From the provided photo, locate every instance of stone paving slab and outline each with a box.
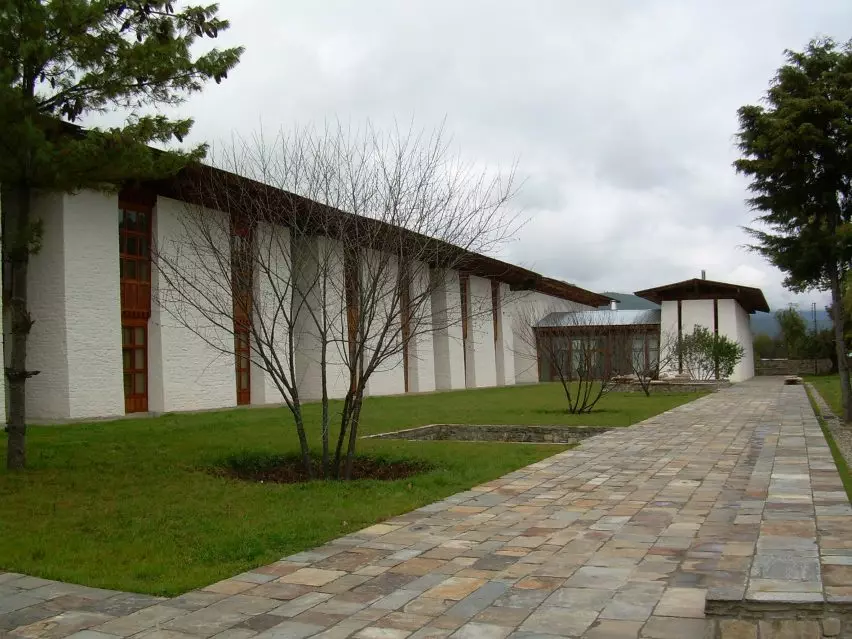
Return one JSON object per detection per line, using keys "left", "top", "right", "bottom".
{"left": 2, "top": 378, "right": 852, "bottom": 638}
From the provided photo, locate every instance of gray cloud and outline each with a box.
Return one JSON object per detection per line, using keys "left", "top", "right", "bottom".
{"left": 132, "top": 0, "right": 852, "bottom": 310}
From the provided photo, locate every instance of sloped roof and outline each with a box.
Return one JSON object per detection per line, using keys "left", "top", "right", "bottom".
{"left": 634, "top": 278, "right": 770, "bottom": 314}
{"left": 536, "top": 309, "right": 661, "bottom": 328}
{"left": 146, "top": 163, "right": 610, "bottom": 306}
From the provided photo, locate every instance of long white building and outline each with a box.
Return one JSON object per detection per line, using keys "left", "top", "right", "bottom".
{"left": 7, "top": 173, "right": 608, "bottom": 422}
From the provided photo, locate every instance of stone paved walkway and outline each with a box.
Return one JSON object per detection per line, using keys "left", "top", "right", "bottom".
{"left": 2, "top": 378, "right": 852, "bottom": 638}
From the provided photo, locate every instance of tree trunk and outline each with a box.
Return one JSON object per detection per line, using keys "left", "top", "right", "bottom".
{"left": 830, "top": 269, "right": 852, "bottom": 422}
{"left": 332, "top": 390, "right": 353, "bottom": 479}
{"left": 343, "top": 393, "right": 364, "bottom": 481}
{"left": 4, "top": 186, "right": 34, "bottom": 470}
{"left": 292, "top": 405, "right": 313, "bottom": 479}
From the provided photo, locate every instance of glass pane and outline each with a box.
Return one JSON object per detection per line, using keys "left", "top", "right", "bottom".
{"left": 126, "top": 209, "right": 137, "bottom": 229}
{"left": 134, "top": 348, "right": 145, "bottom": 369}
{"left": 134, "top": 373, "right": 146, "bottom": 394}
{"left": 123, "top": 373, "right": 131, "bottom": 394}
{"left": 137, "top": 212, "right": 147, "bottom": 230}
{"left": 240, "top": 371, "right": 249, "bottom": 389}
{"left": 135, "top": 327, "right": 145, "bottom": 345}
{"left": 139, "top": 261, "right": 149, "bottom": 282}
{"left": 239, "top": 354, "right": 249, "bottom": 370}
{"left": 124, "top": 260, "right": 137, "bottom": 279}
{"left": 122, "top": 350, "right": 131, "bottom": 369}
{"left": 126, "top": 236, "right": 138, "bottom": 255}
{"left": 140, "top": 236, "right": 148, "bottom": 256}
{"left": 122, "top": 327, "right": 132, "bottom": 345}
{"left": 119, "top": 209, "right": 125, "bottom": 229}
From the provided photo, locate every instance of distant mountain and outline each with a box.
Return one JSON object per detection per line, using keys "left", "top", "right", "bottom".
{"left": 750, "top": 309, "right": 832, "bottom": 337}
{"left": 601, "top": 293, "right": 832, "bottom": 337}
{"left": 599, "top": 292, "right": 660, "bottom": 310}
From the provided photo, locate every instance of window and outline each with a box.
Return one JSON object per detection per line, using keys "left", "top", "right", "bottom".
{"left": 119, "top": 205, "right": 152, "bottom": 318}
{"left": 232, "top": 221, "right": 253, "bottom": 405}
{"left": 399, "top": 269, "right": 411, "bottom": 392}
{"left": 491, "top": 281, "right": 500, "bottom": 343}
{"left": 119, "top": 199, "right": 153, "bottom": 413}
{"left": 459, "top": 273, "right": 470, "bottom": 370}
{"left": 122, "top": 323, "right": 148, "bottom": 412}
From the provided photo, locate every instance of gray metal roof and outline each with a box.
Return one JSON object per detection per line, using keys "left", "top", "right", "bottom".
{"left": 536, "top": 309, "right": 662, "bottom": 328}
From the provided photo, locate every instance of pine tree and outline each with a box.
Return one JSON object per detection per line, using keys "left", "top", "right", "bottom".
{"left": 735, "top": 38, "right": 852, "bottom": 420}
{"left": 0, "top": 1, "right": 243, "bottom": 468}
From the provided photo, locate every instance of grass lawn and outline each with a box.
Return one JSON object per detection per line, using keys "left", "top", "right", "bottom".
{"left": 806, "top": 374, "right": 844, "bottom": 416}
{"left": 805, "top": 374, "right": 852, "bottom": 502}
{"left": 0, "top": 383, "right": 702, "bottom": 595}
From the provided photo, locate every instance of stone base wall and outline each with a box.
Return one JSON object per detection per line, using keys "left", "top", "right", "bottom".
{"left": 612, "top": 380, "right": 731, "bottom": 394}
{"left": 756, "top": 358, "right": 833, "bottom": 376}
{"left": 364, "top": 423, "right": 611, "bottom": 444}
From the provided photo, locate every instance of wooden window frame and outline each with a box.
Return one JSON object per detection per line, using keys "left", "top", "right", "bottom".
{"left": 399, "top": 268, "right": 411, "bottom": 393}
{"left": 459, "top": 273, "right": 470, "bottom": 371}
{"left": 232, "top": 220, "right": 254, "bottom": 405}
{"left": 119, "top": 197, "right": 153, "bottom": 413}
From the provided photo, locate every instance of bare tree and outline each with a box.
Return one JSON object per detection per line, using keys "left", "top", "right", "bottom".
{"left": 514, "top": 305, "right": 618, "bottom": 414}
{"left": 621, "top": 322, "right": 678, "bottom": 397}
{"left": 154, "top": 122, "right": 521, "bottom": 479}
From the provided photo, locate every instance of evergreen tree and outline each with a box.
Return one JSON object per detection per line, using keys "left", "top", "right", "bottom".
{"left": 735, "top": 38, "right": 852, "bottom": 420}
{"left": 0, "top": 1, "right": 243, "bottom": 468}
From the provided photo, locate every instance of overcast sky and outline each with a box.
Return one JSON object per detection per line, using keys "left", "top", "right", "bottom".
{"left": 143, "top": 1, "right": 852, "bottom": 311}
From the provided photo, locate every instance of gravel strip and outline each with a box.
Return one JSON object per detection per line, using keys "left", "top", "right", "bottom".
{"left": 806, "top": 381, "right": 852, "bottom": 478}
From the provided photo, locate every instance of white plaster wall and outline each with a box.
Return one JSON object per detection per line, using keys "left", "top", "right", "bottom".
{"left": 431, "top": 269, "right": 465, "bottom": 390}
{"left": 62, "top": 191, "right": 125, "bottom": 419}
{"left": 250, "top": 223, "right": 291, "bottom": 405}
{"left": 406, "top": 263, "right": 435, "bottom": 393}
{"left": 659, "top": 300, "right": 680, "bottom": 377}
{"left": 362, "top": 252, "right": 405, "bottom": 397}
{"left": 150, "top": 197, "right": 236, "bottom": 412}
{"left": 292, "top": 235, "right": 349, "bottom": 401}
{"left": 727, "top": 299, "right": 755, "bottom": 382}
{"left": 467, "top": 275, "right": 497, "bottom": 388}
{"left": 511, "top": 291, "right": 589, "bottom": 384}
{"left": 25, "top": 192, "right": 70, "bottom": 419}
{"left": 496, "top": 282, "right": 515, "bottom": 386}
{"left": 680, "top": 299, "right": 715, "bottom": 336}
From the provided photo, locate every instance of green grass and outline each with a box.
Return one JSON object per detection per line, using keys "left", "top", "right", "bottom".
{"left": 804, "top": 378, "right": 852, "bottom": 503}
{"left": 0, "top": 383, "right": 702, "bottom": 595}
{"left": 805, "top": 374, "right": 844, "bottom": 417}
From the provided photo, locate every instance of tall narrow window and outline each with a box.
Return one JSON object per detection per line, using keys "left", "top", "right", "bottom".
{"left": 344, "top": 250, "right": 360, "bottom": 390}
{"left": 459, "top": 273, "right": 470, "bottom": 370}
{"left": 119, "top": 201, "right": 152, "bottom": 413}
{"left": 399, "top": 268, "right": 411, "bottom": 392}
{"left": 232, "top": 221, "right": 253, "bottom": 405}
{"left": 491, "top": 280, "right": 500, "bottom": 343}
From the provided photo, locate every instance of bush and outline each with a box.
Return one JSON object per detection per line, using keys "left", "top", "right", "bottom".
{"left": 678, "top": 326, "right": 745, "bottom": 380}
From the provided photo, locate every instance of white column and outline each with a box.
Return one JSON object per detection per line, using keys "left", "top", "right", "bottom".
{"left": 26, "top": 191, "right": 126, "bottom": 420}
{"left": 362, "top": 251, "right": 405, "bottom": 397}
{"left": 430, "top": 269, "right": 465, "bottom": 390}
{"left": 468, "top": 275, "right": 497, "bottom": 388}
{"left": 62, "top": 191, "right": 125, "bottom": 419}
{"left": 292, "top": 235, "right": 349, "bottom": 401}
{"left": 149, "top": 196, "right": 236, "bottom": 413}
{"left": 251, "top": 223, "right": 291, "bottom": 405}
{"left": 407, "top": 263, "right": 435, "bottom": 393}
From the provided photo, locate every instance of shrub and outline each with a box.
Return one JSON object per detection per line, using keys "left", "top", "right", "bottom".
{"left": 678, "top": 326, "right": 745, "bottom": 380}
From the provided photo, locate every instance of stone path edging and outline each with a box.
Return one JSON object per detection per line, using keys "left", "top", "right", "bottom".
{"left": 2, "top": 378, "right": 852, "bottom": 638}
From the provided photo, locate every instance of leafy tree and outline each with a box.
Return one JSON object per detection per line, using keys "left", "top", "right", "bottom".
{"left": 735, "top": 38, "right": 852, "bottom": 421}
{"left": 677, "top": 326, "right": 745, "bottom": 381}
{"left": 753, "top": 333, "right": 778, "bottom": 359}
{"left": 776, "top": 307, "right": 808, "bottom": 358}
{"left": 0, "top": 1, "right": 243, "bottom": 469}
